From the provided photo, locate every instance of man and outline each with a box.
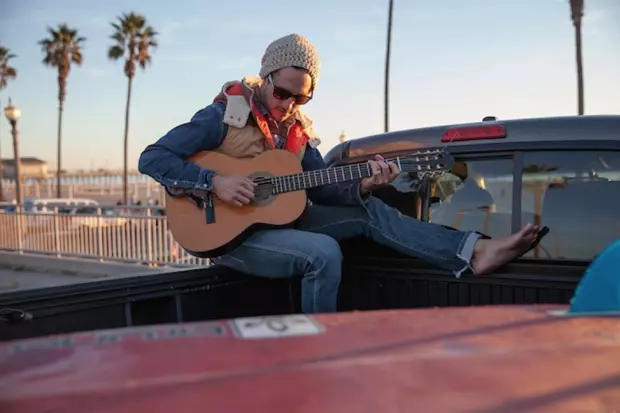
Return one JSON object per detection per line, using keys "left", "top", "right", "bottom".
{"left": 138, "top": 33, "right": 544, "bottom": 314}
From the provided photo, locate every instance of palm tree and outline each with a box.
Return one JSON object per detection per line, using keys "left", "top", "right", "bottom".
{"left": 108, "top": 12, "right": 158, "bottom": 205}
{"left": 384, "top": 0, "right": 394, "bottom": 133}
{"left": 0, "top": 46, "right": 17, "bottom": 90}
{"left": 569, "top": 0, "right": 585, "bottom": 115}
{"left": 0, "top": 46, "right": 18, "bottom": 202}
{"left": 38, "top": 24, "right": 86, "bottom": 198}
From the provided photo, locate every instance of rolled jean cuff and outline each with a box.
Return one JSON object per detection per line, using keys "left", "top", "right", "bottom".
{"left": 454, "top": 231, "right": 481, "bottom": 279}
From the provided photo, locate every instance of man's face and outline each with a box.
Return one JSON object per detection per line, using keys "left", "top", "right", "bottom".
{"left": 262, "top": 67, "right": 313, "bottom": 122}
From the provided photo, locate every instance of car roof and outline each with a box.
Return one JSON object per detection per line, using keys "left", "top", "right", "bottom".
{"left": 324, "top": 115, "right": 620, "bottom": 165}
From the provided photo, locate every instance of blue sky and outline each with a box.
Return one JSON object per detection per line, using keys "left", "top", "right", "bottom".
{"left": 0, "top": 0, "right": 618, "bottom": 171}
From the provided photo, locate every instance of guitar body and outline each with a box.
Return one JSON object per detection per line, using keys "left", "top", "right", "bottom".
{"left": 165, "top": 150, "right": 308, "bottom": 258}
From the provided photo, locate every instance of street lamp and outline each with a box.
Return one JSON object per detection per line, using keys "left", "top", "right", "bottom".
{"left": 4, "top": 98, "right": 23, "bottom": 205}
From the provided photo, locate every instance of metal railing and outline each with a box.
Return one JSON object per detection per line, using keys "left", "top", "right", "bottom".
{"left": 0, "top": 205, "right": 210, "bottom": 268}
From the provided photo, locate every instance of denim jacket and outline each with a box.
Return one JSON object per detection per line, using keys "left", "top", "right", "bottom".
{"left": 138, "top": 101, "right": 363, "bottom": 206}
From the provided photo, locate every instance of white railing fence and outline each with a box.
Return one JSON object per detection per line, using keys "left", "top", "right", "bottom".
{"left": 0, "top": 205, "right": 210, "bottom": 268}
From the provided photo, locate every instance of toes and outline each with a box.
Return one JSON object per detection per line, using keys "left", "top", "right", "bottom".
{"left": 526, "top": 224, "right": 539, "bottom": 236}
{"left": 517, "top": 223, "right": 536, "bottom": 238}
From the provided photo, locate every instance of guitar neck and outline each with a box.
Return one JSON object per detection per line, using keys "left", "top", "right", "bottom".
{"left": 269, "top": 150, "right": 449, "bottom": 195}
{"left": 272, "top": 162, "right": 374, "bottom": 194}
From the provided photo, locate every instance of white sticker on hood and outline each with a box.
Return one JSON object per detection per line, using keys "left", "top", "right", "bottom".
{"left": 229, "top": 315, "right": 325, "bottom": 339}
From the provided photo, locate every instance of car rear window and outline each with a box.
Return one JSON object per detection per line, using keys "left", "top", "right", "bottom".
{"left": 426, "top": 150, "right": 620, "bottom": 262}
{"left": 521, "top": 150, "right": 620, "bottom": 261}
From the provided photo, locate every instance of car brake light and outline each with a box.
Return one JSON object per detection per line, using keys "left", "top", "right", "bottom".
{"left": 440, "top": 125, "right": 506, "bottom": 142}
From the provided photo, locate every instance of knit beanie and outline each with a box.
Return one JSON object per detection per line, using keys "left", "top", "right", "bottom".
{"left": 259, "top": 33, "right": 321, "bottom": 88}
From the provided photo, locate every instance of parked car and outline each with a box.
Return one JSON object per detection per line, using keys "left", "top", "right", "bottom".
{"left": 63, "top": 206, "right": 128, "bottom": 229}
{"left": 20, "top": 198, "right": 100, "bottom": 230}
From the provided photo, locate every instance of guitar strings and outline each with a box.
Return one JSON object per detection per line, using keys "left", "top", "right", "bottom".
{"left": 251, "top": 144, "right": 458, "bottom": 193}
{"left": 251, "top": 161, "right": 444, "bottom": 186}
{"left": 250, "top": 153, "right": 447, "bottom": 185}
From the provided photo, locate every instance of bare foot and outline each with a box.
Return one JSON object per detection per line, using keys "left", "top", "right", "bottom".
{"left": 471, "top": 224, "right": 540, "bottom": 275}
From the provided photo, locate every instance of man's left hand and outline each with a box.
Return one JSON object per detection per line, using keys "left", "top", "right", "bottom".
{"left": 360, "top": 155, "right": 400, "bottom": 195}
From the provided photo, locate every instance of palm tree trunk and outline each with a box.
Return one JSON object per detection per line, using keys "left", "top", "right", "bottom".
{"left": 56, "top": 101, "right": 64, "bottom": 198}
{"left": 56, "top": 71, "right": 67, "bottom": 199}
{"left": 384, "top": 0, "right": 394, "bottom": 133}
{"left": 123, "top": 75, "right": 133, "bottom": 205}
{"left": 574, "top": 20, "right": 584, "bottom": 115}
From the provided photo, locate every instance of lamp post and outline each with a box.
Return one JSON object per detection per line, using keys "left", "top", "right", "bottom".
{"left": 4, "top": 98, "right": 22, "bottom": 205}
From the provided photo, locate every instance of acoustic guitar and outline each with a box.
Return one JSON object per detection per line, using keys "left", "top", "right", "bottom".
{"left": 165, "top": 148, "right": 454, "bottom": 257}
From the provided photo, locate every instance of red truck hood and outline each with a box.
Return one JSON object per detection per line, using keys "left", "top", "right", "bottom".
{"left": 1, "top": 304, "right": 619, "bottom": 413}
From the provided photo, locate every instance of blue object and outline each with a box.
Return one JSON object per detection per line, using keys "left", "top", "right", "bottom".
{"left": 569, "top": 238, "right": 620, "bottom": 314}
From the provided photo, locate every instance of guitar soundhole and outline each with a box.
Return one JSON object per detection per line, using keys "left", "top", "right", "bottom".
{"left": 249, "top": 172, "right": 276, "bottom": 206}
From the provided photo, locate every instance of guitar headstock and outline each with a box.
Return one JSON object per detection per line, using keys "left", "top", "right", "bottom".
{"left": 397, "top": 149, "right": 454, "bottom": 180}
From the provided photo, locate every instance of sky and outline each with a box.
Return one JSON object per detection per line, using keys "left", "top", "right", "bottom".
{"left": 0, "top": 0, "right": 618, "bottom": 171}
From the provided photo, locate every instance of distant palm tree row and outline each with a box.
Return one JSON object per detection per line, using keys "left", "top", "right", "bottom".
{"left": 1, "top": 3, "right": 586, "bottom": 204}
{"left": 380, "top": 0, "right": 586, "bottom": 129}
{"left": 0, "top": 11, "right": 157, "bottom": 205}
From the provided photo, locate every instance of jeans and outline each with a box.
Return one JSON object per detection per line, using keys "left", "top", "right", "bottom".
{"left": 212, "top": 196, "right": 480, "bottom": 313}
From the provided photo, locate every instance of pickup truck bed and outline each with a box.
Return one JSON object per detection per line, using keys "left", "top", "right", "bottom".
{"left": 0, "top": 237, "right": 584, "bottom": 342}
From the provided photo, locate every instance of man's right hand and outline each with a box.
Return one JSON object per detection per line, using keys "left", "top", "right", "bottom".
{"left": 212, "top": 174, "right": 257, "bottom": 206}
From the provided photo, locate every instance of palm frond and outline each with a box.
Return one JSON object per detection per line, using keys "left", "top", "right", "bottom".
{"left": 569, "top": 0, "right": 584, "bottom": 23}
{"left": 0, "top": 46, "right": 17, "bottom": 60}
{"left": 108, "top": 45, "right": 124, "bottom": 60}
{"left": 38, "top": 24, "right": 86, "bottom": 69}
{"left": 0, "top": 45, "right": 18, "bottom": 90}
{"left": 110, "top": 32, "right": 124, "bottom": 43}
{"left": 108, "top": 12, "right": 158, "bottom": 77}
{"left": 71, "top": 50, "right": 83, "bottom": 65}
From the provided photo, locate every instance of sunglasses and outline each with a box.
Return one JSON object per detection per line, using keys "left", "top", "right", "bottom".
{"left": 268, "top": 74, "right": 313, "bottom": 105}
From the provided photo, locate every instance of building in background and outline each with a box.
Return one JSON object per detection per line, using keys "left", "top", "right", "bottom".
{"left": 0, "top": 157, "right": 49, "bottom": 179}
{"left": 339, "top": 130, "right": 348, "bottom": 143}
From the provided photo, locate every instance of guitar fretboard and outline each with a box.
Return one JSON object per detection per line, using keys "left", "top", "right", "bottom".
{"left": 271, "top": 162, "right": 373, "bottom": 194}
{"left": 265, "top": 150, "right": 449, "bottom": 195}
